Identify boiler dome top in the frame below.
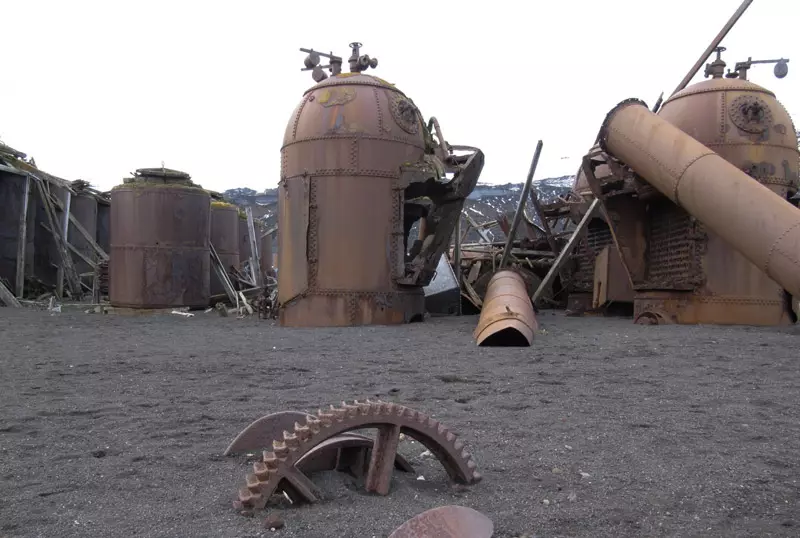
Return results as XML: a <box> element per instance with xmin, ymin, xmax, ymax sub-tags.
<box><xmin>662</xmin><ymin>76</ymin><xmax>776</xmax><ymax>105</ymax></box>
<box><xmin>302</xmin><ymin>72</ymin><xmax>408</xmax><ymax>97</ymax></box>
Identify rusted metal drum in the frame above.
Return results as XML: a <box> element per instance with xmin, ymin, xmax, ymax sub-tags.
<box><xmin>474</xmin><ymin>270</ymin><xmax>538</xmax><ymax>346</ymax></box>
<box><xmin>210</xmin><ymin>202</ymin><xmax>240</xmax><ymax>297</ymax></box>
<box><xmin>278</xmin><ymin>73</ymin><xmax>427</xmax><ymax>326</ymax></box>
<box><xmin>639</xmin><ymin>77</ymin><xmax>799</xmax><ymax>325</ymax></box>
<box><xmin>69</xmin><ymin>191</ymin><xmax>98</xmax><ymax>277</ymax></box>
<box><xmin>109</xmin><ymin>168</ymin><xmax>211</xmax><ymax>309</ymax></box>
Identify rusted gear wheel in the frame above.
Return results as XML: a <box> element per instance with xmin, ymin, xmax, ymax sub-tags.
<box><xmin>234</xmin><ymin>400</ymin><xmax>481</xmax><ymax>512</ymax></box>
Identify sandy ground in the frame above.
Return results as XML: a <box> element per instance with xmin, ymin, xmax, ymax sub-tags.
<box><xmin>1</xmin><ymin>307</ymin><xmax>799</xmax><ymax>538</ymax></box>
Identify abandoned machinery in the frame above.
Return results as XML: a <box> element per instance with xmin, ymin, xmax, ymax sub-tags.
<box><xmin>277</xmin><ymin>42</ymin><xmax>484</xmax><ymax>327</ymax></box>
<box><xmin>568</xmin><ymin>46</ymin><xmax>798</xmax><ymax>326</ymax></box>
<box><xmin>230</xmin><ymin>400</ymin><xmax>481</xmax><ymax>513</ymax></box>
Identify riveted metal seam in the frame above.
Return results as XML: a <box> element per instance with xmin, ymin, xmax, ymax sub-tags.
<box><xmin>281</xmin><ymin>134</ymin><xmax>425</xmax><ymax>152</ymax></box>
<box><xmin>672</xmin><ymin>151</ymin><xmax>717</xmax><ymax>205</ymax></box>
<box><xmin>292</xmin><ymin>95</ymin><xmax>311</xmax><ymax>140</ymax></box>
<box><xmin>765</xmin><ymin>221</ymin><xmax>800</xmax><ymax>274</ymax></box>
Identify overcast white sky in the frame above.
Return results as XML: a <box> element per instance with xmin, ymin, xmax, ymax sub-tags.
<box><xmin>0</xmin><ymin>0</ymin><xmax>797</xmax><ymax>193</ymax></box>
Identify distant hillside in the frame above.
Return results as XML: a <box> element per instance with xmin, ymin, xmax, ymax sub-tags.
<box><xmin>223</xmin><ymin>175</ymin><xmax>575</xmax><ymax>243</ymax></box>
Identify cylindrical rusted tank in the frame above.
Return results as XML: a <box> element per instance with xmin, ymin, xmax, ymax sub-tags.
<box><xmin>279</xmin><ymin>73</ymin><xmax>427</xmax><ymax>327</ymax></box>
<box><xmin>473</xmin><ymin>271</ymin><xmax>538</xmax><ymax>346</ymax></box>
<box><xmin>599</xmin><ymin>98</ymin><xmax>800</xmax><ymax>324</ymax></box>
<box><xmin>210</xmin><ymin>201</ymin><xmax>240</xmax><ymax>297</ymax></box>
<box><xmin>69</xmin><ymin>191</ymin><xmax>98</xmax><ymax>277</ymax></box>
<box><xmin>109</xmin><ymin>168</ymin><xmax>211</xmax><ymax>309</ymax></box>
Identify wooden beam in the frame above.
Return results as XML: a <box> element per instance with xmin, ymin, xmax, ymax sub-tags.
<box><xmin>0</xmin><ymin>280</ymin><xmax>21</xmax><ymax>307</ymax></box>
<box><xmin>56</xmin><ymin>190</ymin><xmax>72</xmax><ymax>299</ymax></box>
<box><xmin>48</xmin><ymin>193</ymin><xmax>109</xmax><ymax>261</ymax></box>
<box><xmin>15</xmin><ymin>176</ymin><xmax>30</xmax><ymax>298</ymax></box>
<box><xmin>33</xmin><ymin>177</ymin><xmax>81</xmax><ymax>297</ymax></box>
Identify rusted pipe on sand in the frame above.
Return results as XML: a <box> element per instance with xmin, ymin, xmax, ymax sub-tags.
<box><xmin>598</xmin><ymin>98</ymin><xmax>800</xmax><ymax>298</ymax></box>
<box><xmin>473</xmin><ymin>270</ymin><xmax>538</xmax><ymax>347</ymax></box>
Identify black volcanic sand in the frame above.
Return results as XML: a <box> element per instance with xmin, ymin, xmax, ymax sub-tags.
<box><xmin>1</xmin><ymin>308</ymin><xmax>799</xmax><ymax>538</ymax></box>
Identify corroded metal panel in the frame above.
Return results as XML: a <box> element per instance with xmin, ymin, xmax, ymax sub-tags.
<box><xmin>110</xmin><ymin>184</ymin><xmax>210</xmax><ymax>308</ymax></box>
<box><xmin>210</xmin><ymin>203</ymin><xmax>240</xmax><ymax>297</ymax></box>
<box><xmin>314</xmin><ymin>176</ymin><xmax>394</xmax><ymax>291</ymax></box>
<box><xmin>277</xmin><ymin>176</ymin><xmax>309</xmax><ymax>305</ymax></box>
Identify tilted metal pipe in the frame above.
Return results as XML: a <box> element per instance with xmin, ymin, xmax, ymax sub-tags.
<box><xmin>598</xmin><ymin>99</ymin><xmax>800</xmax><ymax>298</ymax></box>
<box><xmin>473</xmin><ymin>270</ymin><xmax>538</xmax><ymax>347</ymax></box>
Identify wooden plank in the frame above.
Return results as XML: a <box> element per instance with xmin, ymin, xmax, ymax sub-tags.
<box><xmin>48</xmin><ymin>193</ymin><xmax>109</xmax><ymax>260</ymax></box>
<box><xmin>15</xmin><ymin>175</ymin><xmax>30</xmax><ymax>297</ymax></box>
<box><xmin>0</xmin><ymin>280</ymin><xmax>21</xmax><ymax>307</ymax></box>
<box><xmin>40</xmin><ymin>222</ymin><xmax>98</xmax><ymax>269</ymax></box>
<box><xmin>56</xmin><ymin>190</ymin><xmax>72</xmax><ymax>299</ymax></box>
<box><xmin>33</xmin><ymin>177</ymin><xmax>81</xmax><ymax>297</ymax></box>
<box><xmin>210</xmin><ymin>242</ymin><xmax>239</xmax><ymax>307</ymax></box>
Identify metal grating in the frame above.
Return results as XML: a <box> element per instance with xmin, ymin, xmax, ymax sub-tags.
<box><xmin>645</xmin><ymin>202</ymin><xmax>699</xmax><ymax>288</ymax></box>
<box><xmin>572</xmin><ymin>218</ymin><xmax>613</xmax><ymax>292</ymax></box>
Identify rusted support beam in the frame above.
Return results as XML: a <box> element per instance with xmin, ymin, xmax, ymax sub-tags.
<box><xmin>500</xmin><ymin>140</ymin><xmax>543</xmax><ymax>269</ymax></box>
<box><xmin>245</xmin><ymin>207</ymin><xmax>262</xmax><ymax>287</ymax></box>
<box><xmin>453</xmin><ymin>212</ymin><xmax>463</xmax><ymax>316</ymax></box>
<box><xmin>669</xmin><ymin>0</ymin><xmax>753</xmax><ymax>97</ymax></box>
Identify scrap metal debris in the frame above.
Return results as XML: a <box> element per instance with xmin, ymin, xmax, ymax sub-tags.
<box><xmin>232</xmin><ymin>400</ymin><xmax>481</xmax><ymax>514</ymax></box>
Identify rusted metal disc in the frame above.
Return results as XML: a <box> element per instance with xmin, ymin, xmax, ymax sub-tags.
<box><xmin>388</xmin><ymin>505</ymin><xmax>494</xmax><ymax>538</ymax></box>
<box><xmin>224</xmin><ymin>411</ymin><xmax>311</xmax><ymax>456</ymax></box>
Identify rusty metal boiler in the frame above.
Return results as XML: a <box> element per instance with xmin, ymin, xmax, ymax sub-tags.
<box><xmin>278</xmin><ymin>50</ymin><xmax>428</xmax><ymax>327</ymax></box>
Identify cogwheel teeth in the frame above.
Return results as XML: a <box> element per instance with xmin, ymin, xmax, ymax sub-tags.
<box><xmin>234</xmin><ymin>400</ymin><xmax>481</xmax><ymax>513</ymax></box>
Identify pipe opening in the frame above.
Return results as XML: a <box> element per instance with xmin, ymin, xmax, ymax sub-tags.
<box><xmin>478</xmin><ymin>328</ymin><xmax>531</xmax><ymax>347</ymax></box>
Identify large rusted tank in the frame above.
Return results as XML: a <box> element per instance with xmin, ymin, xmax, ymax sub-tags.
<box><xmin>110</xmin><ymin>168</ymin><xmax>211</xmax><ymax>308</ymax></box>
<box><xmin>210</xmin><ymin>201</ymin><xmax>240</xmax><ymax>297</ymax></box>
<box><xmin>278</xmin><ymin>61</ymin><xmax>427</xmax><ymax>326</ymax></box>
<box><xmin>568</xmin><ymin>50</ymin><xmax>799</xmax><ymax>326</ymax></box>
<box><xmin>637</xmin><ymin>61</ymin><xmax>798</xmax><ymax>325</ymax></box>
